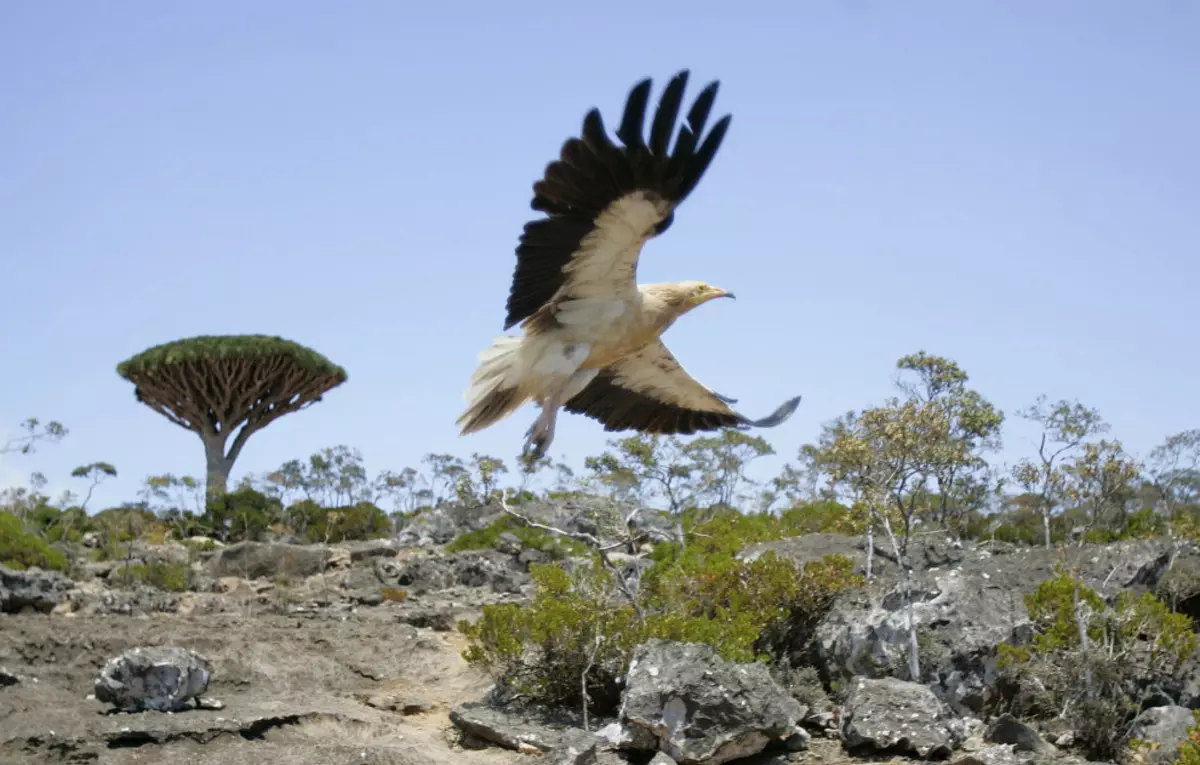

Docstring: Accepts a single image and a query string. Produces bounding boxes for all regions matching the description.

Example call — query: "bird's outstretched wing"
[563,340,802,435]
[504,70,732,332]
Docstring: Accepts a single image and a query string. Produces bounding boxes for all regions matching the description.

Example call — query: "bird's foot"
[522,413,557,462]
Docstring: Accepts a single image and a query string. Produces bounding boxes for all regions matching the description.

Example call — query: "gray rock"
[58,580,180,616]
[1129,705,1197,764]
[391,550,526,595]
[346,539,400,562]
[648,754,679,765]
[619,639,804,765]
[841,676,967,758]
[0,565,73,613]
[396,508,459,547]
[986,713,1049,753]
[94,646,213,712]
[205,542,333,580]
[449,701,594,756]
[952,744,1035,765]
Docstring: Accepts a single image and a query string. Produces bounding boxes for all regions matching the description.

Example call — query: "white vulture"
[457,70,802,460]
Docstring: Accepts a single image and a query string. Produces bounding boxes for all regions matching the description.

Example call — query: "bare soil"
[0,609,523,765]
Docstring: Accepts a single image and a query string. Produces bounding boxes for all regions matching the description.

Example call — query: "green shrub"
[0,511,68,571]
[460,509,862,713]
[285,499,390,543]
[115,561,190,592]
[995,565,1197,759]
[446,515,588,558]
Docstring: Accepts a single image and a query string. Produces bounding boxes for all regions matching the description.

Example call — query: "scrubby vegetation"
[459,507,863,712]
[995,566,1197,759]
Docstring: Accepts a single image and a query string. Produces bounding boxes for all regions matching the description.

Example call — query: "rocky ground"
[4,509,1200,765]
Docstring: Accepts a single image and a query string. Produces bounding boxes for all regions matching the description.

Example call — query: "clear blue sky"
[2,2,1197,511]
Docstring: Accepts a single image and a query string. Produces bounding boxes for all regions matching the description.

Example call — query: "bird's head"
[677,280,736,308]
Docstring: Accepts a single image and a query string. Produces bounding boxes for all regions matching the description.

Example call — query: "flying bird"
[457,70,802,460]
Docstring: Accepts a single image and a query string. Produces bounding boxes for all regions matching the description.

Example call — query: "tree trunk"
[203,435,231,503]
[1043,510,1052,549]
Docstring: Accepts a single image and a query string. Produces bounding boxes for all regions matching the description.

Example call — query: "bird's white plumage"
[605,340,735,414]
[549,192,668,311]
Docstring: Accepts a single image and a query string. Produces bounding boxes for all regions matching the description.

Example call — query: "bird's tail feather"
[457,336,533,435]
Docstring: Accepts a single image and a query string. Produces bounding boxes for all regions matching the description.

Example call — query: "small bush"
[0,511,68,571]
[285,499,390,543]
[115,561,190,592]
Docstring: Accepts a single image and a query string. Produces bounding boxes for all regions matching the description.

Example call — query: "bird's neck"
[636,287,692,337]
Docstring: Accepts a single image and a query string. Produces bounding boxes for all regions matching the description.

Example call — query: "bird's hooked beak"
[715,288,735,301]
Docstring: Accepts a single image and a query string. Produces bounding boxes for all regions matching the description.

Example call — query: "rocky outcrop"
[0,565,73,613]
[750,534,1199,716]
[204,541,335,580]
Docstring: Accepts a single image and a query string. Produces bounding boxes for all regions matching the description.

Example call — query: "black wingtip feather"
[648,70,689,157]
[616,78,653,150]
[503,71,734,329]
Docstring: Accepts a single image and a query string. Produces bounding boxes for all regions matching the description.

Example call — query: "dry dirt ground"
[0,609,525,765]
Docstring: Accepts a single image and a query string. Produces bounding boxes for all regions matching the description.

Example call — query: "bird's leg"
[523,398,562,462]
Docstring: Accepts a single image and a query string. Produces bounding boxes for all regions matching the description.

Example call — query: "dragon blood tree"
[117,335,348,499]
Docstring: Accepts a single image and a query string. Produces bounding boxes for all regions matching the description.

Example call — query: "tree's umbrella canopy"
[117,334,347,435]
[117,335,348,496]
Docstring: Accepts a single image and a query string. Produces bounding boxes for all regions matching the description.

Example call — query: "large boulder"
[94,646,213,712]
[204,541,333,581]
[0,565,73,614]
[617,639,805,765]
[841,676,967,758]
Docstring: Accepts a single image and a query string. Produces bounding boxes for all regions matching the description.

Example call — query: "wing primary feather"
[685,81,720,139]
[734,396,803,429]
[648,70,689,158]
[680,114,731,199]
[616,78,653,150]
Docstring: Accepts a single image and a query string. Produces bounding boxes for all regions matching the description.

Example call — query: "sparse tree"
[116,335,347,500]
[803,352,1001,681]
[684,429,775,510]
[1011,396,1109,548]
[585,434,697,513]
[1,417,68,455]
[1146,429,1200,530]
[70,462,118,512]
[1063,440,1141,541]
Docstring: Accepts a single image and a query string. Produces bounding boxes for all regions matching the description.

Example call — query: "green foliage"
[89,506,169,560]
[290,500,391,543]
[115,561,190,592]
[446,514,587,558]
[116,334,347,381]
[460,510,862,712]
[1173,711,1200,765]
[995,566,1197,759]
[0,511,67,571]
[205,488,282,542]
